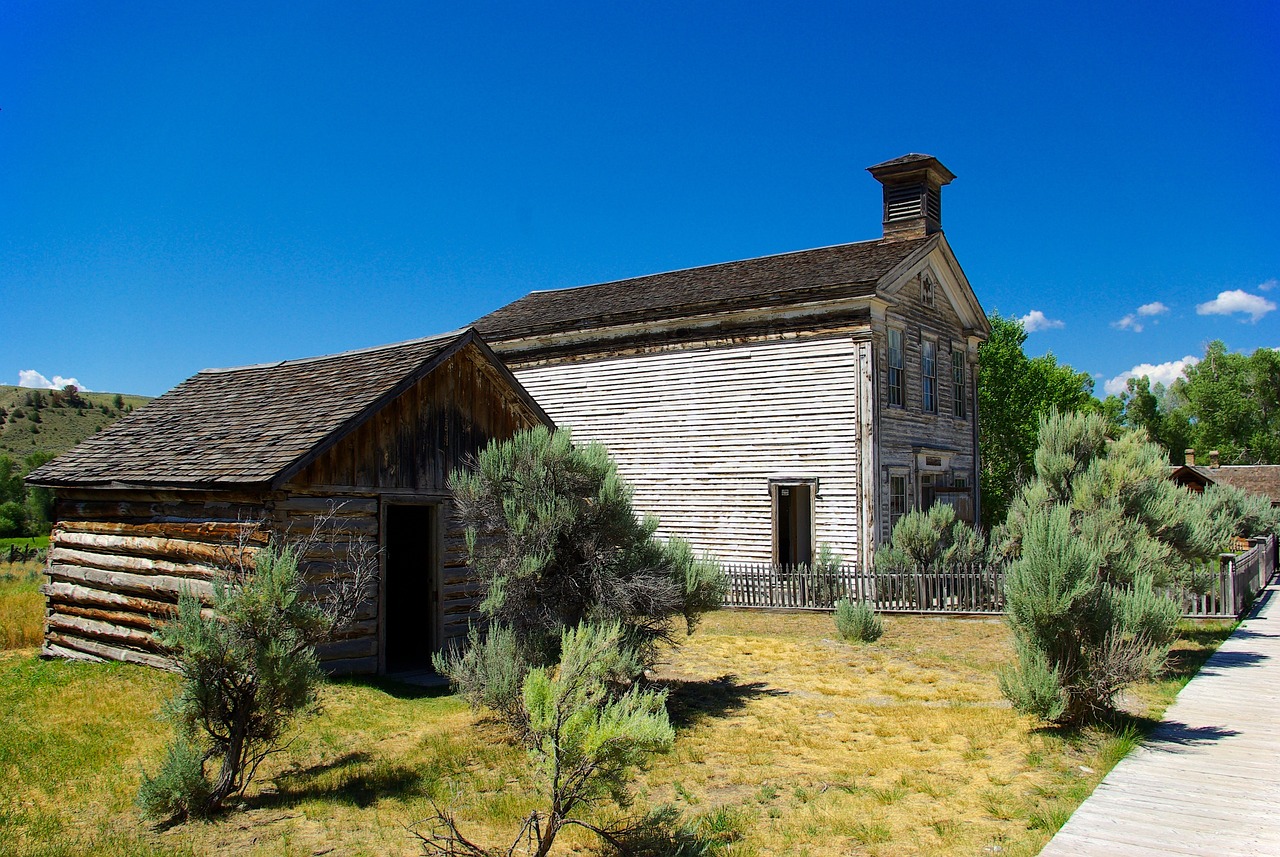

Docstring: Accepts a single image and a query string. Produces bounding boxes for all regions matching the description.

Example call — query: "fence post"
[1220,553,1237,616]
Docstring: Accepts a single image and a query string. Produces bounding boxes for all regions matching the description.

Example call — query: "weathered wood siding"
[292,343,544,490]
[873,270,979,541]
[510,334,874,565]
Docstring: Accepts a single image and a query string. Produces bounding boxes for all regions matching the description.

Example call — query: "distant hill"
[0,385,152,462]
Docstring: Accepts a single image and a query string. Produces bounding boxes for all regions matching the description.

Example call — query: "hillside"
[0,385,152,461]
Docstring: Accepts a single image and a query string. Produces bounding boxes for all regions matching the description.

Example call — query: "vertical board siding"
[513,336,869,564]
[294,343,545,491]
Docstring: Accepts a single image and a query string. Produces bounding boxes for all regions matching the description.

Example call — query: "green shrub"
[136,737,212,820]
[443,426,724,722]
[432,623,530,728]
[140,529,375,820]
[420,622,674,856]
[834,598,883,643]
[992,410,1242,725]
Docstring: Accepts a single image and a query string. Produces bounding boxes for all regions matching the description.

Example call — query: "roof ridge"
[198,327,470,375]
[520,237,897,297]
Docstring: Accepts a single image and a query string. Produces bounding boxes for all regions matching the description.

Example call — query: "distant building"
[1170,449,1280,507]
[476,154,989,568]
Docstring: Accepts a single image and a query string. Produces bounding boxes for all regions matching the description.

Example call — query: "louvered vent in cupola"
[885,184,924,221]
[866,154,955,241]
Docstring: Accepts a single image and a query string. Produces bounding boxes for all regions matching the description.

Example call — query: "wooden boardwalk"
[1040,582,1280,856]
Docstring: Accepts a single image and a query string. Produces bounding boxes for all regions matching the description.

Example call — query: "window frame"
[921,338,937,414]
[889,473,909,530]
[887,328,904,407]
[952,347,966,419]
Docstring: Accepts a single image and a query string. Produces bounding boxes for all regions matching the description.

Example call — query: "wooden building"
[474,154,990,569]
[1170,449,1280,507]
[27,329,550,674]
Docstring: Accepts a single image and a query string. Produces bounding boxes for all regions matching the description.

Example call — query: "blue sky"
[2,1,1276,398]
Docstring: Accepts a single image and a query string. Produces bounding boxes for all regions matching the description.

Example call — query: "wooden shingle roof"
[472,236,932,340]
[27,329,519,489]
[1173,465,1280,505]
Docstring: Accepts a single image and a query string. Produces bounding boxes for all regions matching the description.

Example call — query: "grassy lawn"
[0,589,1233,856]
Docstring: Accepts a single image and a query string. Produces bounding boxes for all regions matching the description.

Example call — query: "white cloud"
[1019,310,1064,332]
[1112,301,1170,333]
[1258,278,1277,292]
[1196,289,1276,323]
[18,370,88,391]
[1103,356,1198,397]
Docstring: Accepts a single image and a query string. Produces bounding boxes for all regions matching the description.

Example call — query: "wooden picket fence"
[723,532,1278,619]
[722,561,1005,614]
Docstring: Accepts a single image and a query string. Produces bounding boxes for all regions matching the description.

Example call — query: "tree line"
[0,452,53,538]
[977,313,1280,528]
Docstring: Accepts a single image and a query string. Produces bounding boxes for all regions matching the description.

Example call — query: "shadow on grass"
[329,674,454,701]
[662,673,785,730]
[251,750,423,810]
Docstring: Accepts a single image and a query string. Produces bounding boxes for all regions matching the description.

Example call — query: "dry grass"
[0,562,44,650]
[0,596,1234,857]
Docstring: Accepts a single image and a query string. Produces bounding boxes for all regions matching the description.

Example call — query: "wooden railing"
[723,533,1277,619]
[1182,533,1277,619]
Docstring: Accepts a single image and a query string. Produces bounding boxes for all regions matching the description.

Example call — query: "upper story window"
[887,328,904,407]
[921,275,935,307]
[922,339,937,413]
[952,349,966,419]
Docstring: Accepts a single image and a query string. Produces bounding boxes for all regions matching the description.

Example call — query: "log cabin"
[474,154,990,569]
[26,328,550,674]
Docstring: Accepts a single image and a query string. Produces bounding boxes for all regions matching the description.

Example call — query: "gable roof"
[473,235,934,341]
[28,329,543,489]
[1171,464,1280,504]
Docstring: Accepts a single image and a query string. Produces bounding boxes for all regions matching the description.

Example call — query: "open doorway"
[773,481,815,567]
[382,503,438,674]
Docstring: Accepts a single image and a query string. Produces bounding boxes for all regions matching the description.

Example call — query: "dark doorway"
[383,504,437,673]
[775,483,814,567]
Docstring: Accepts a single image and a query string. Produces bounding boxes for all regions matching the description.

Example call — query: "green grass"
[0,590,1238,856]
[1,536,49,551]
[1,563,44,649]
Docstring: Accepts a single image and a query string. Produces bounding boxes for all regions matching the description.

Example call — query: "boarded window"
[952,349,966,419]
[888,329,904,407]
[922,340,937,413]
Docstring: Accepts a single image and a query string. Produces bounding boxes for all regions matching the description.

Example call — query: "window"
[889,475,908,528]
[922,339,937,413]
[887,328,904,407]
[921,276,935,306]
[952,349,966,419]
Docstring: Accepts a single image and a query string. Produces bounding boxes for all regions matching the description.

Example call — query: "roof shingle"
[28,330,472,488]
[473,237,931,340]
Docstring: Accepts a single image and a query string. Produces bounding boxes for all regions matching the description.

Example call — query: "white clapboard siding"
[514,336,871,564]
